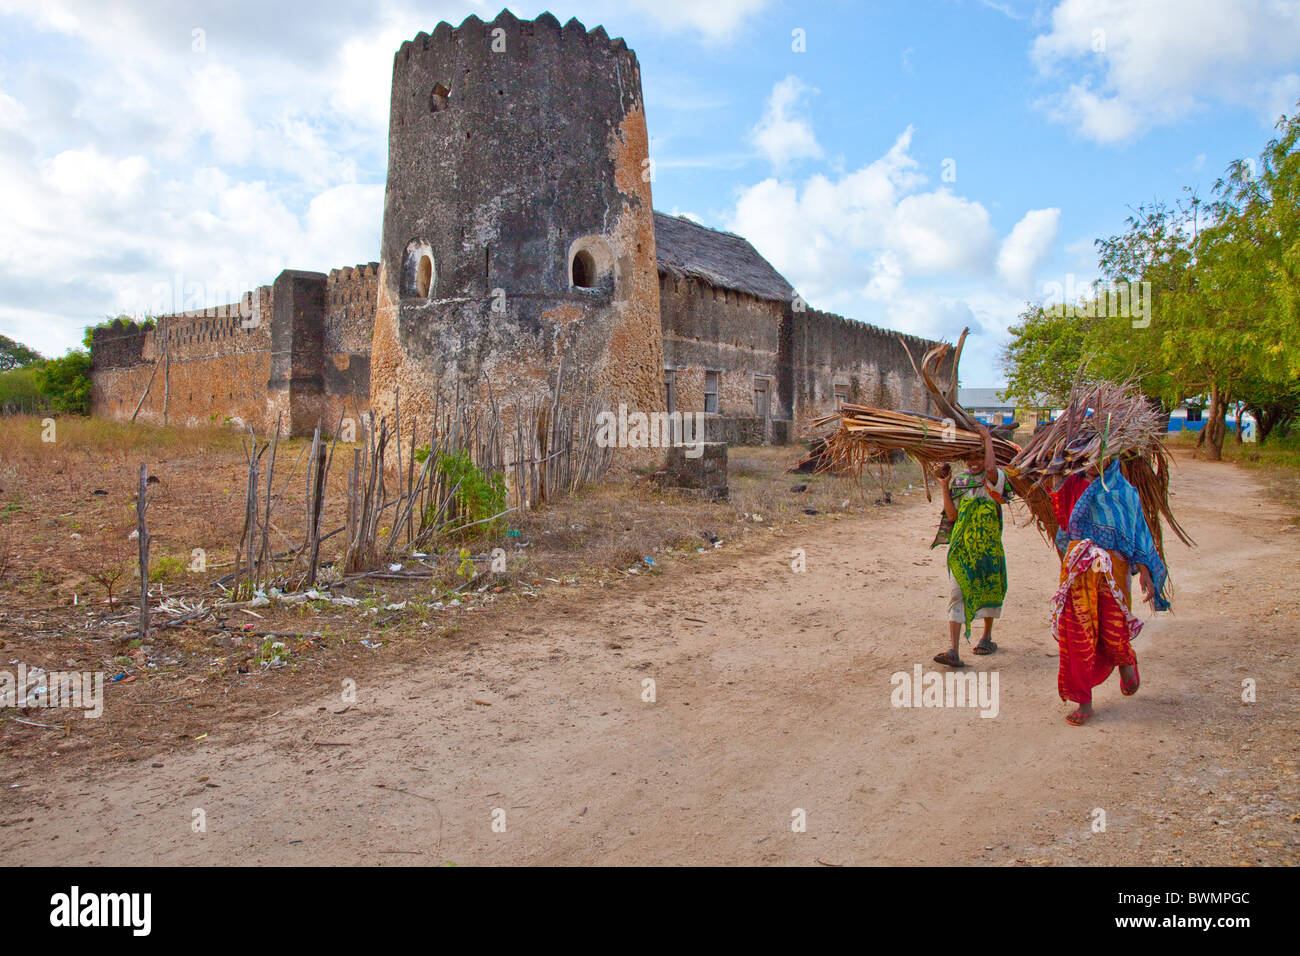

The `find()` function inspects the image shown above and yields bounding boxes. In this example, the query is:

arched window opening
[401,240,435,299]
[416,255,433,298]
[571,250,595,289]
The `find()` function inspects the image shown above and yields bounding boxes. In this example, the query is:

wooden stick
[137,462,150,640]
[129,356,161,424]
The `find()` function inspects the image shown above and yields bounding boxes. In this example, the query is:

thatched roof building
[653,212,795,303]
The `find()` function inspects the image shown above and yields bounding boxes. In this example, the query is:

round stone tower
[370,10,664,429]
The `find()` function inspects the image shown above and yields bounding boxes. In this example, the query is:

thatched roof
[653,212,795,302]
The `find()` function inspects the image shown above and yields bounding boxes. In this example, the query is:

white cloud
[667,207,705,224]
[723,128,1059,383]
[1262,72,1300,125]
[978,0,1024,20]
[0,0,414,355]
[997,208,1061,294]
[728,127,997,306]
[1032,0,1300,143]
[619,0,771,42]
[0,90,27,128]
[330,23,416,129]
[1040,81,1143,144]
[749,76,824,169]
[185,63,257,164]
[892,191,997,275]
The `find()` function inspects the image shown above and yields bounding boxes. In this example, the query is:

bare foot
[1066,703,1094,726]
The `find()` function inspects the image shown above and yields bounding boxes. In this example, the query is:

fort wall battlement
[371,11,663,439]
[784,307,947,432]
[91,269,373,435]
[89,12,942,453]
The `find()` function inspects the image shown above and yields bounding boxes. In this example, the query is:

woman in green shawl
[933,421,1008,668]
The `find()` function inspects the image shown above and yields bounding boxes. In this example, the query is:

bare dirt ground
[1,448,1296,866]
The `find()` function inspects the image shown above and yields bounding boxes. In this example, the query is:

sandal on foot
[933,650,965,668]
[1121,660,1140,696]
[973,636,998,655]
[1066,708,1093,726]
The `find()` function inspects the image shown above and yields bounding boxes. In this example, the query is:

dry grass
[0,413,918,603]
[0,423,931,773]
[507,445,923,580]
[0,414,927,601]
[1010,380,1167,482]
[1006,383,1191,557]
[0,413,242,465]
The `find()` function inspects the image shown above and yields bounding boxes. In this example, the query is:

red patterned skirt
[1053,539,1142,705]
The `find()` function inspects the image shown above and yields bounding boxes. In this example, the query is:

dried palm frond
[803,332,1019,499]
[1008,378,1194,558]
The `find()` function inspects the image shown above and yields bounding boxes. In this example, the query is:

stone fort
[91,10,946,447]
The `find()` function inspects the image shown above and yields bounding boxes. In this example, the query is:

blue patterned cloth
[1056,460,1170,611]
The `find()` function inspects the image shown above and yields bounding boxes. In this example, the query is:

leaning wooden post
[137,462,150,641]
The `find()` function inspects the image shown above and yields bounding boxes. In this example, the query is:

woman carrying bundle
[933,421,1008,667]
[1050,457,1169,725]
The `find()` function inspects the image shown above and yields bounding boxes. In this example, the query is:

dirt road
[3,452,1296,865]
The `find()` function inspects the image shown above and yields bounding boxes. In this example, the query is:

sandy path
[3,452,1296,865]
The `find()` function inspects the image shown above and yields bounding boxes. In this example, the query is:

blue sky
[2,0,1298,386]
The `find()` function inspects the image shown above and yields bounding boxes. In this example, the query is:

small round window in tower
[416,255,433,298]
[571,250,596,289]
[401,240,435,299]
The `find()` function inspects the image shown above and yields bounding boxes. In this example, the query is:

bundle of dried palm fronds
[1010,379,1164,483]
[1007,378,1193,558]
[810,404,1019,472]
[805,329,1018,495]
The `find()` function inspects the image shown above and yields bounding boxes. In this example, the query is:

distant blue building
[959,388,1023,427]
[1168,401,1255,440]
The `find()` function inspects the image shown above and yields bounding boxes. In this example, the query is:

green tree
[0,333,41,371]
[0,366,44,410]
[34,349,93,415]
[1196,107,1300,446]
[1000,304,1089,408]
[1002,105,1300,458]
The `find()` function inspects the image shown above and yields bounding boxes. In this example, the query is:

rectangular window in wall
[833,383,849,407]
[704,370,719,414]
[754,378,770,420]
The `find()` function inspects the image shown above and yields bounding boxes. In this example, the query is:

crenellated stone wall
[91,286,276,431]
[91,266,376,436]
[783,307,947,434]
[322,262,379,426]
[657,274,945,443]
[89,12,944,453]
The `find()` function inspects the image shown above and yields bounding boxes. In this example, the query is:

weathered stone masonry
[91,10,945,448]
[369,11,663,432]
[92,264,377,436]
